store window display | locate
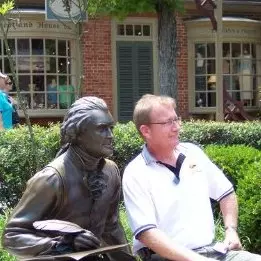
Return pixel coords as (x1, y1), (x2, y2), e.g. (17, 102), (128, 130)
(239, 48), (253, 103)
(193, 42), (258, 109)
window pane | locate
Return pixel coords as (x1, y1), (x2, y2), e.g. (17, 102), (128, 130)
(33, 75), (45, 92)
(223, 43), (230, 57)
(126, 25), (133, 35)
(135, 25), (142, 36)
(32, 39), (43, 55)
(195, 59), (206, 74)
(232, 43), (241, 57)
(47, 76), (58, 109)
(58, 40), (66, 56)
(207, 43), (215, 57)
(208, 92), (216, 107)
(195, 92), (206, 107)
(143, 25), (150, 36)
(117, 25), (125, 35)
(17, 56), (30, 73)
(58, 58), (67, 73)
(17, 39), (29, 55)
(33, 93), (45, 109)
(46, 39), (56, 55)
(48, 57), (57, 73)
(19, 75), (30, 91)
(195, 44), (206, 58)
(207, 59), (215, 74)
(195, 76), (206, 90)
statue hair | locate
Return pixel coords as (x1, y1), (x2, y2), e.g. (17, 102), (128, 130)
(56, 96), (108, 157)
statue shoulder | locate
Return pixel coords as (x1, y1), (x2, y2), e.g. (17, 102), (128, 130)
(104, 158), (121, 179)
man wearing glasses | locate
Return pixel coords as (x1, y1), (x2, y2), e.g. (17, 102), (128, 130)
(0, 72), (14, 130)
(122, 94), (260, 261)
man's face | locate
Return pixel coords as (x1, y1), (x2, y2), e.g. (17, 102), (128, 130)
(141, 104), (181, 150)
(77, 109), (115, 158)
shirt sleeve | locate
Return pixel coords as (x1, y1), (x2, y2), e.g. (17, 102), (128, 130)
(191, 144), (234, 201)
(123, 163), (157, 239)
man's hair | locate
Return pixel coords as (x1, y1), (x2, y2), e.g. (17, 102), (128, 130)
(60, 96), (108, 145)
(133, 94), (176, 133)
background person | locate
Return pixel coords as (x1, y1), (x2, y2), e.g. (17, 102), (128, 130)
(123, 94), (261, 261)
(3, 96), (133, 261)
(0, 72), (14, 130)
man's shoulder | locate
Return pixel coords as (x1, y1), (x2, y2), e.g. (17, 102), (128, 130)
(178, 142), (203, 155)
(124, 153), (144, 170)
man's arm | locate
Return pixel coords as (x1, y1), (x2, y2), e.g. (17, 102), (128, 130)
(139, 228), (213, 261)
(219, 192), (242, 250)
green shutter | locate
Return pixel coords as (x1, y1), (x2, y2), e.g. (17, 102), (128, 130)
(117, 41), (153, 122)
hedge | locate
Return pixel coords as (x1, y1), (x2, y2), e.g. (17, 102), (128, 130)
(0, 121), (260, 253)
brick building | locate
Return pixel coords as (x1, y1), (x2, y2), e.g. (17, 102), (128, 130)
(1, 0), (261, 124)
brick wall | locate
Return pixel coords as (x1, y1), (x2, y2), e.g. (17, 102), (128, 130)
(176, 16), (189, 118)
(81, 17), (113, 113)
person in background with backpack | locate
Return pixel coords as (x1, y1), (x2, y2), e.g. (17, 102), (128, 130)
(2, 96), (134, 261)
(0, 72), (14, 130)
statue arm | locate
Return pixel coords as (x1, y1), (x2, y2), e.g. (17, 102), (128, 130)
(2, 168), (69, 258)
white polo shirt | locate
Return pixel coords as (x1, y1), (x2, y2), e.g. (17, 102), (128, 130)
(122, 142), (234, 253)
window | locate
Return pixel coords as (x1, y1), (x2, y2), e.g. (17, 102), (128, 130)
(117, 24), (151, 37)
(194, 42), (261, 108)
(0, 38), (77, 112)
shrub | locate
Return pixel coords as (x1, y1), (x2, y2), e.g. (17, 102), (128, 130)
(237, 161), (261, 254)
(0, 124), (60, 207)
(204, 145), (261, 189)
(0, 211), (16, 261)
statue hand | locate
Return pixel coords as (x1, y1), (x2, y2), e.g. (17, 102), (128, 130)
(73, 230), (101, 251)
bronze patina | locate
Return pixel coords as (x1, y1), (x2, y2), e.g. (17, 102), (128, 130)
(2, 96), (134, 261)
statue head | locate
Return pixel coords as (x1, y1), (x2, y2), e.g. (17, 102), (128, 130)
(60, 96), (114, 158)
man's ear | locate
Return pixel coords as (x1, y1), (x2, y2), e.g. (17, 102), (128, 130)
(140, 124), (150, 139)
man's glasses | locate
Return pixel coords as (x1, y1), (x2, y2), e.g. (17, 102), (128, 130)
(5, 81), (12, 85)
(149, 117), (182, 127)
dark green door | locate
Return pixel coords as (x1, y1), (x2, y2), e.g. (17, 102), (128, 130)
(116, 41), (153, 122)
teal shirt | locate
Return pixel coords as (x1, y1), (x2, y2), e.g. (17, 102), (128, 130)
(0, 90), (13, 129)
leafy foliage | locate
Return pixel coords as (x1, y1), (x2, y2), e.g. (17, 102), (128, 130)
(0, 121), (260, 254)
(87, 0), (184, 19)
(0, 0), (14, 15)
(0, 124), (60, 207)
(0, 210), (16, 261)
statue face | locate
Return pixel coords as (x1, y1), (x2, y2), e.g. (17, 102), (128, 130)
(77, 109), (114, 158)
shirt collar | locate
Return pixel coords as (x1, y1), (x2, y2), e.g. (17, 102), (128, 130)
(141, 144), (158, 165)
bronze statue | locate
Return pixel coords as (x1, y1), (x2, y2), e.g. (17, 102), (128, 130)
(2, 96), (134, 261)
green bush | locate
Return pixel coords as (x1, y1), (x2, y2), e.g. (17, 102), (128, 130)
(237, 161), (261, 254)
(0, 211), (16, 261)
(0, 121), (260, 254)
(0, 124), (60, 207)
(204, 145), (261, 189)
